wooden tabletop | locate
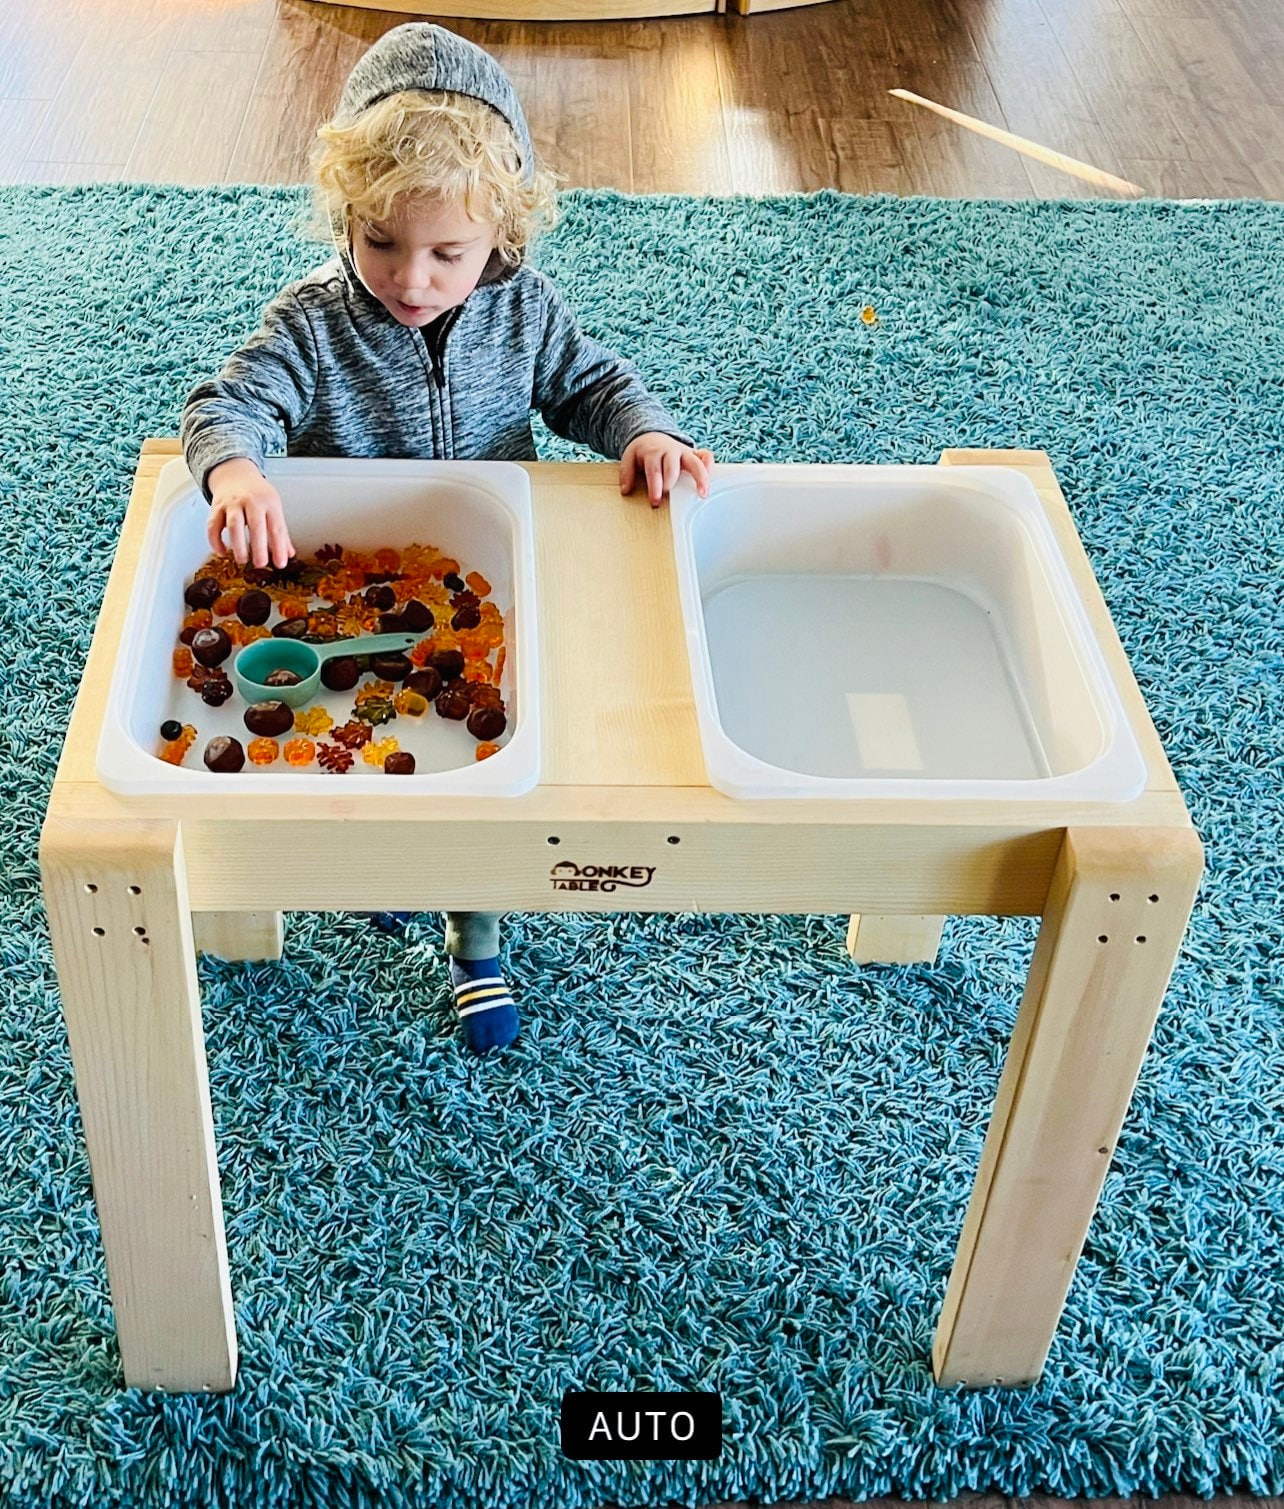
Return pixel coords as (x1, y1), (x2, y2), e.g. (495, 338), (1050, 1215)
(47, 440), (1190, 835)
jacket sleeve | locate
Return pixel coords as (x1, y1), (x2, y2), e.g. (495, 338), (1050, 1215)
(180, 290), (319, 503)
(532, 279), (696, 460)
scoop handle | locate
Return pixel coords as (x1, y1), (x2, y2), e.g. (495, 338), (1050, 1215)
(314, 632), (420, 664)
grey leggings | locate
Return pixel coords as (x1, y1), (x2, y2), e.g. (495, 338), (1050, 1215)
(444, 911), (502, 961)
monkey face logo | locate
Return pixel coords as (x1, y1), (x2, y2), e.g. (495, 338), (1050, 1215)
(550, 860), (656, 893)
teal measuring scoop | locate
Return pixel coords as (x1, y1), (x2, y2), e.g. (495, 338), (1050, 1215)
(232, 632), (420, 709)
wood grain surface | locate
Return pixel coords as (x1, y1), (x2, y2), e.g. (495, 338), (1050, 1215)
(0, 0), (1280, 197)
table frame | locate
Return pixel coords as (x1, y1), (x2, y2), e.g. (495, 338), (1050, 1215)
(39, 440), (1203, 1393)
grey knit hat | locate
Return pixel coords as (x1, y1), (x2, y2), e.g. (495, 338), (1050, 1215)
(334, 23), (535, 186)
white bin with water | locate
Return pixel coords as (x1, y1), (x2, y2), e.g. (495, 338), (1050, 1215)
(669, 464), (1147, 803)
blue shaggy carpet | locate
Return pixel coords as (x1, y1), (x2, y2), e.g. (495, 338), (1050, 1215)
(0, 184), (1281, 1508)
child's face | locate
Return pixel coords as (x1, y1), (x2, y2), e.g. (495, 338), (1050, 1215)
(350, 196), (500, 326)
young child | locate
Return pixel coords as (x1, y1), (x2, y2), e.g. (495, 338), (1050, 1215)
(180, 22), (715, 1057)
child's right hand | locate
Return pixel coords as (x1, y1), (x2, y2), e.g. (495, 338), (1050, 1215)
(206, 458), (295, 569)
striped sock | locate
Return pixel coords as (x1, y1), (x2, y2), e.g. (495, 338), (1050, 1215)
(449, 955), (520, 1055)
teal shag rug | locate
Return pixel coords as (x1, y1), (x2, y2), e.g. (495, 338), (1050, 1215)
(0, 184), (1282, 1509)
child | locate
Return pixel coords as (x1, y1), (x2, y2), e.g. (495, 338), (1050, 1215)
(180, 22), (715, 1056)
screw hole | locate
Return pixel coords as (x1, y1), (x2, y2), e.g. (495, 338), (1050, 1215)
(667, 835), (681, 845)
(84, 883), (97, 894)
(140, 937), (150, 946)
(1109, 893), (1120, 901)
(133, 926), (146, 937)
(1148, 894), (1159, 903)
(1135, 935), (1147, 944)
(1098, 935), (1109, 943)
(127, 885), (141, 896)
(1098, 1146), (1109, 1155)
(91, 927), (105, 937)
(547, 836), (560, 846)
(992, 1377), (1003, 1386)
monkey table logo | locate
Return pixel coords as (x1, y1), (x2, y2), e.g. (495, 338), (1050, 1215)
(550, 861), (656, 893)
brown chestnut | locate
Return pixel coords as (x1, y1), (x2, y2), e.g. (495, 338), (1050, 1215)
(237, 588), (272, 626)
(370, 653), (411, 682)
(384, 751), (416, 775)
(405, 667), (442, 701)
(429, 648), (465, 681)
(203, 736), (245, 773)
(243, 701), (295, 738)
(320, 656), (360, 692)
(184, 576), (221, 610)
(435, 683), (472, 721)
(190, 626), (232, 667)
(402, 599), (435, 633)
(467, 705), (507, 741)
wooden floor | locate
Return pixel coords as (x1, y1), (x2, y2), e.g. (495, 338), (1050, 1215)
(5, 0), (1280, 1503)
(0, 0), (1282, 197)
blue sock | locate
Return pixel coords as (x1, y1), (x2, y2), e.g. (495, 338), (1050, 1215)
(449, 955), (520, 1055)
(362, 911), (412, 933)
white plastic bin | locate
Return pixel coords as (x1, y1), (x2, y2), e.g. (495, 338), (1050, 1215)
(669, 464), (1148, 803)
(96, 457), (540, 797)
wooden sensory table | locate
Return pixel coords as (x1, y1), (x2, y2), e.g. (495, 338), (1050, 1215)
(39, 440), (1204, 1395)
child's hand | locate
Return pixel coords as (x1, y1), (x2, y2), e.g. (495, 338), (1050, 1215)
(619, 434), (714, 509)
(206, 458), (295, 569)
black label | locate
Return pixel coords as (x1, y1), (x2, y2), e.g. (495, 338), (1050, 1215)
(550, 861), (656, 893)
(560, 1390), (722, 1460)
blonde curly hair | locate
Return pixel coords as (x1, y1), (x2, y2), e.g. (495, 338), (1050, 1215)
(305, 88), (565, 268)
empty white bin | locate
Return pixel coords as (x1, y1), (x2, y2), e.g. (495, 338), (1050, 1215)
(669, 464), (1148, 803)
(96, 457), (540, 797)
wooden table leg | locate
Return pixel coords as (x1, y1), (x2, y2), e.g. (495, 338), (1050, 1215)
(39, 816), (238, 1393)
(932, 824), (1203, 1387)
(193, 911), (284, 962)
(846, 914), (945, 964)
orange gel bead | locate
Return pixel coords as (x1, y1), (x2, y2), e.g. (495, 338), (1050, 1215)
(393, 690), (428, 717)
(181, 609), (213, 633)
(283, 737), (316, 767)
(172, 645), (194, 678)
(212, 591), (242, 617)
(465, 571), (491, 596)
(247, 737), (279, 765)
(475, 741), (500, 761)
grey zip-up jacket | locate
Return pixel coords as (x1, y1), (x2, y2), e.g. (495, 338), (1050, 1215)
(180, 23), (696, 503)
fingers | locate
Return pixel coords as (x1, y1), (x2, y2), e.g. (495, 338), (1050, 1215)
(266, 510), (294, 571)
(226, 505), (248, 566)
(207, 505), (227, 557)
(210, 492), (290, 568)
(646, 454), (663, 507)
(619, 456), (634, 495)
(683, 450), (712, 498)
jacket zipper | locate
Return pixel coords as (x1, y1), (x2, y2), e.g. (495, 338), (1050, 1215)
(423, 306), (463, 390)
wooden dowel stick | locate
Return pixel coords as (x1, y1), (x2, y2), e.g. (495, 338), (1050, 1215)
(889, 88), (1147, 197)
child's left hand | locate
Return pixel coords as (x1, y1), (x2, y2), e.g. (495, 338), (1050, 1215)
(620, 433), (714, 508)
